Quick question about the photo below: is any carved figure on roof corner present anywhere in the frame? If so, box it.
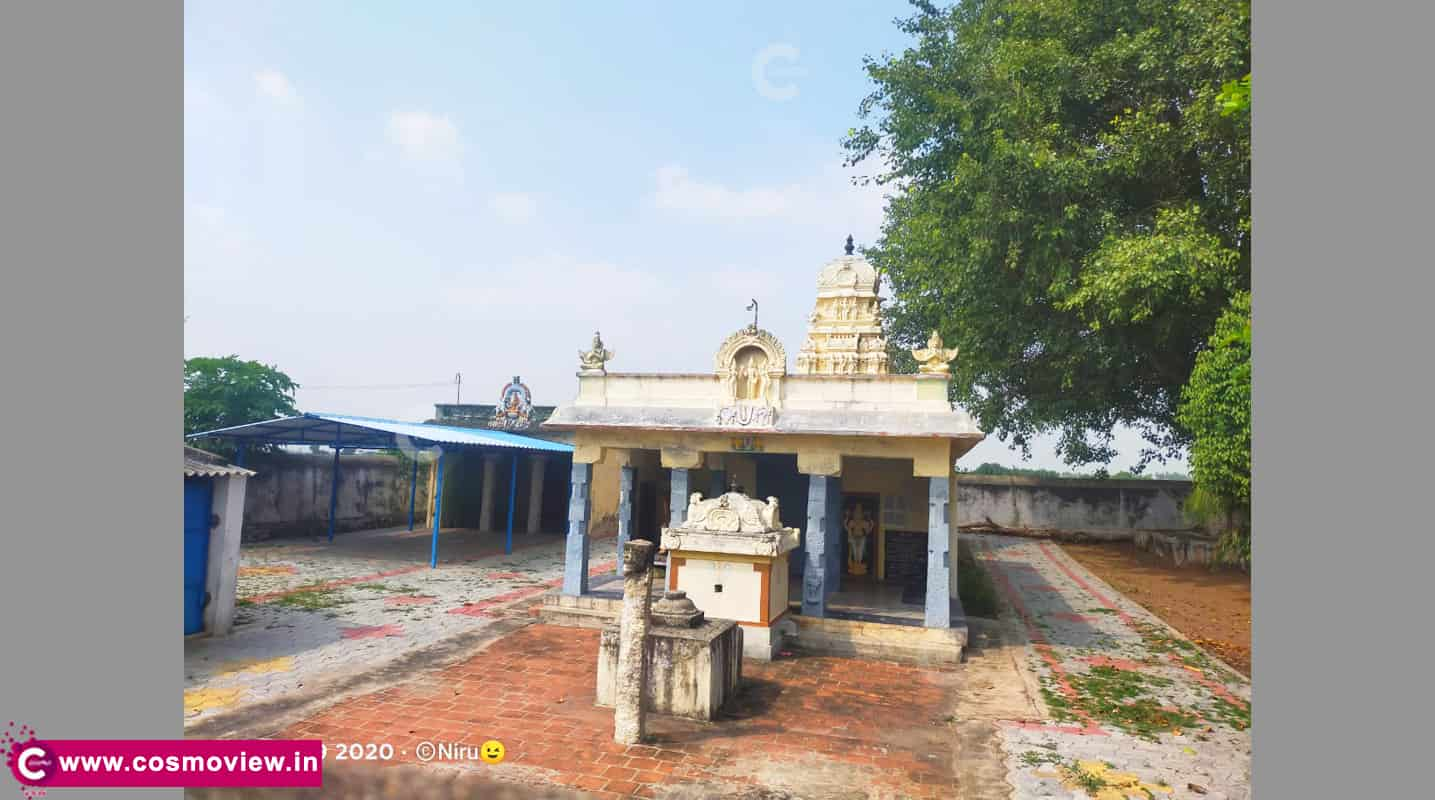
[910,330,959,375]
[579,331,615,373]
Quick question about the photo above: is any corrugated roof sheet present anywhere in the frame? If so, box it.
[185,412,574,454]
[184,446,256,478]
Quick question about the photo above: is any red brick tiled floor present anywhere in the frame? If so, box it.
[281,624,961,799]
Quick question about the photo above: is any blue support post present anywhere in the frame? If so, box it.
[407,456,419,531]
[669,468,690,528]
[429,451,446,568]
[801,474,831,618]
[925,476,952,628]
[504,453,518,554]
[562,461,592,595]
[827,475,842,594]
[615,465,634,575]
[234,443,247,468]
[327,431,342,543]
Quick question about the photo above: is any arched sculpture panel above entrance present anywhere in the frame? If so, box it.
[714,325,786,409]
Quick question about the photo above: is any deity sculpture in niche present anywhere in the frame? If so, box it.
[844,496,876,577]
[714,324,785,427]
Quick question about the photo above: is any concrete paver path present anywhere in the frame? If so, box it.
[970,533,1252,800]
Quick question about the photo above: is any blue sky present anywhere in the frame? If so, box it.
[183,0,1186,473]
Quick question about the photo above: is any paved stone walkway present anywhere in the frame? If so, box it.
[184,527,617,727]
[970,533,1252,800]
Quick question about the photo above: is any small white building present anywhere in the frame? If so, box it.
[184,446,253,637]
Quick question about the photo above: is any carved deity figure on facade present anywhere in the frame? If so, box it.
[579,331,615,373]
[845,503,874,576]
[910,330,959,375]
[733,348,768,402]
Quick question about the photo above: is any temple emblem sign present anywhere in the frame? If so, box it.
[492,375,534,430]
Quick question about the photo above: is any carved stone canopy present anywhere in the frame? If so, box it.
[659,491,801,558]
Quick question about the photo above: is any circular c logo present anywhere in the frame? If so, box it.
[752,43,801,101]
[15,743,56,785]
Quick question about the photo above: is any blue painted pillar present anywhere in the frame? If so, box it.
[504,453,518,554]
[925,476,952,628]
[407,457,419,531]
[669,468,690,528]
[827,476,842,594]
[615,465,634,575]
[562,461,592,596]
[801,474,832,618]
[327,432,342,543]
[234,443,247,468]
[429,451,446,568]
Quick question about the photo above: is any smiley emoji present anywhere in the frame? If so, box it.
[479,739,505,764]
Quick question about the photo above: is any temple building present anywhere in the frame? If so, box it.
[420,376,577,535]
[542,239,986,656]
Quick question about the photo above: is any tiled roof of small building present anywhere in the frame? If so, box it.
[184,446,255,478]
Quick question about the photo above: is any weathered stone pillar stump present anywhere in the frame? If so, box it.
[613,539,655,744]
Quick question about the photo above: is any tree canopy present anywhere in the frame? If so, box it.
[846,0,1250,467]
[184,356,299,453]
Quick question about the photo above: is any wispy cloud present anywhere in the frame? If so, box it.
[386,110,461,164]
[254,69,300,105]
[651,162,891,236]
[653,164,807,221]
[488,192,539,224]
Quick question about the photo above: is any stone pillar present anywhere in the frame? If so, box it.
[563,461,593,596]
[614,539,655,745]
[616,465,635,575]
[801,475,832,618]
[925,476,952,628]
[669,468,690,528]
[480,453,501,532]
[526,455,546,534]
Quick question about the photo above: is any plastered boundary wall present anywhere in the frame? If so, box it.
[955,474,1198,540]
[240,451,429,542]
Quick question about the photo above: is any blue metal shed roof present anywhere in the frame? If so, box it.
[185,412,573,454]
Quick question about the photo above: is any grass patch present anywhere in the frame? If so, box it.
[235,598,254,608]
[270,587,352,611]
[355,583,420,593]
[1040,666,1200,740]
[957,538,999,618]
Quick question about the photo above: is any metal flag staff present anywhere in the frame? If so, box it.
[746,298,759,330]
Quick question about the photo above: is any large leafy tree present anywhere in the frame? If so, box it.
[184,356,299,453]
[846,0,1250,466]
[1178,291,1250,511]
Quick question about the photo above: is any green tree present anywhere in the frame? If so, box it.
[184,356,299,454]
[1177,291,1250,565]
[847,0,1250,467]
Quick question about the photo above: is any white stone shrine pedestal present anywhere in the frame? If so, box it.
[660,492,801,661]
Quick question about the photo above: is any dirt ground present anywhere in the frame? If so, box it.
[1059,541,1251,676]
